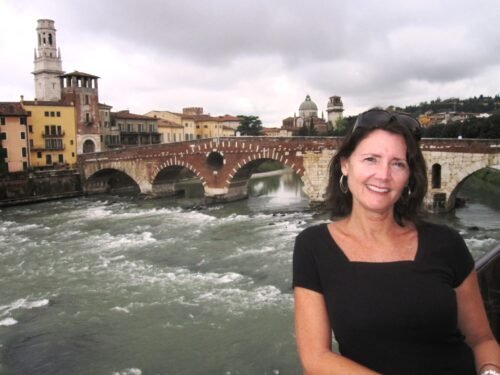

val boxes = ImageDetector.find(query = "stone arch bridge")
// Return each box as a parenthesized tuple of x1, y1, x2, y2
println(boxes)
(78, 136, 500, 212)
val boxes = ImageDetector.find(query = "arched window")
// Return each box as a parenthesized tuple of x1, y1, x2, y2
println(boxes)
(432, 164, 441, 189)
(83, 140, 95, 153)
(48, 33, 53, 45)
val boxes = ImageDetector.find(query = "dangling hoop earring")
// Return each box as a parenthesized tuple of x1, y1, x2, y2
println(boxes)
(339, 175, 349, 194)
(401, 185, 412, 202)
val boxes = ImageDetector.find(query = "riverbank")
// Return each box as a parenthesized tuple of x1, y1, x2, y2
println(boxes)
(0, 169, 82, 208)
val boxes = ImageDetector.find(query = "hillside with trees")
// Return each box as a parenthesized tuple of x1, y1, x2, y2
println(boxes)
(396, 95, 500, 117)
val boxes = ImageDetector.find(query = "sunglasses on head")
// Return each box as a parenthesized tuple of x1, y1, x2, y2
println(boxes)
(352, 109, 422, 141)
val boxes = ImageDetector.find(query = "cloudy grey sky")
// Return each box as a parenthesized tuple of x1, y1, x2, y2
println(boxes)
(1, 0, 499, 126)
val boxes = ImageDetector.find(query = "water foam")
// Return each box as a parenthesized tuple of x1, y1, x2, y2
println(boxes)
(466, 237, 498, 250)
(0, 317, 18, 326)
(0, 298, 49, 317)
(111, 306, 130, 314)
(112, 368, 142, 375)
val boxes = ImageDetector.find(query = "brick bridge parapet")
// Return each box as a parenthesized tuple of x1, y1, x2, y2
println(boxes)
(79, 137, 500, 210)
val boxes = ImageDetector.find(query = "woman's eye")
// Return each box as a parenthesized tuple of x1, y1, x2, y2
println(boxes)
(393, 161, 407, 169)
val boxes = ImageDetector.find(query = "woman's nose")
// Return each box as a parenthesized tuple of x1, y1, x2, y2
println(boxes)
(375, 164, 391, 180)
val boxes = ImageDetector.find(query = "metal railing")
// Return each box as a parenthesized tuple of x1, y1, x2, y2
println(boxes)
(42, 131, 65, 137)
(476, 244, 500, 341)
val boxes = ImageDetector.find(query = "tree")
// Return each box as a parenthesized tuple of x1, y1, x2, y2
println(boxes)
(237, 115, 263, 136)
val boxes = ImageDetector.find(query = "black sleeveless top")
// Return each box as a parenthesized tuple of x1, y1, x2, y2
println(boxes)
(293, 221, 475, 375)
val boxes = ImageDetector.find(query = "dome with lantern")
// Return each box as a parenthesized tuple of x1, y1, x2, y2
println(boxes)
(298, 94, 318, 118)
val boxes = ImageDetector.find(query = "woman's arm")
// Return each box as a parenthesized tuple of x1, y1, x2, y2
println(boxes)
(294, 287, 380, 374)
(456, 270, 500, 374)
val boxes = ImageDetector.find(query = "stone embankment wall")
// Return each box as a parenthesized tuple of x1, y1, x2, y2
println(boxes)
(0, 170, 82, 207)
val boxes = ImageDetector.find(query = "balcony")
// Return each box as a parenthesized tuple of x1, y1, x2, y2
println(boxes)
(42, 131, 65, 138)
(31, 145, 66, 151)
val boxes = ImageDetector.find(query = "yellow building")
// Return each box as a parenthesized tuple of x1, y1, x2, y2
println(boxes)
(0, 102, 30, 173)
(157, 119, 185, 143)
(144, 107, 237, 141)
(22, 100, 77, 168)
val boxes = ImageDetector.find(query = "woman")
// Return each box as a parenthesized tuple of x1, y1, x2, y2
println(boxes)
(293, 109, 500, 374)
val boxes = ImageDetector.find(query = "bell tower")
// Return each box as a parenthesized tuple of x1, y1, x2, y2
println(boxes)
(326, 96, 344, 127)
(33, 19, 64, 101)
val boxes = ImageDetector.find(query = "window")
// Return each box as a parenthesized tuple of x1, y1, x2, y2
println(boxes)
(37, 152, 42, 159)
(44, 111, 49, 117)
(432, 164, 442, 189)
(27, 111, 32, 116)
(30, 140, 34, 148)
(29, 125, 33, 133)
(1, 148, 7, 158)
(204, 125, 208, 128)
(45, 139, 63, 150)
(0, 132, 6, 140)
(72, 152, 75, 157)
(50, 111, 55, 117)
(70, 140, 74, 145)
(56, 112, 61, 117)
(45, 125, 50, 135)
(86, 113, 90, 123)
(23, 162, 28, 171)
(58, 154, 64, 163)
(21, 132, 26, 140)
(85, 95, 89, 105)
(22, 147, 27, 157)
(0, 117, 4, 125)
(51, 125, 57, 135)
(46, 154, 52, 164)
(57, 126, 62, 135)
(20, 117, 27, 125)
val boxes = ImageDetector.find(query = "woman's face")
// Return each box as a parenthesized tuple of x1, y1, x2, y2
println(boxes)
(341, 129, 410, 216)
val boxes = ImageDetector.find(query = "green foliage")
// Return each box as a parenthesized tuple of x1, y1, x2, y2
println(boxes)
(422, 115, 500, 139)
(401, 95, 500, 117)
(255, 160, 283, 172)
(296, 119, 319, 136)
(473, 168, 500, 185)
(326, 116, 355, 136)
(237, 115, 263, 136)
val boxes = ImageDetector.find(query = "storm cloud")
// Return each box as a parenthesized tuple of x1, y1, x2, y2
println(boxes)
(1, 0, 499, 125)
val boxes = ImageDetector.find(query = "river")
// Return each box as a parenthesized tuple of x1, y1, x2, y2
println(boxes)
(0, 170, 499, 375)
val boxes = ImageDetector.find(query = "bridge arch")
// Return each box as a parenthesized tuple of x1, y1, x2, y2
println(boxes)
(222, 153, 304, 202)
(151, 159, 206, 197)
(85, 168, 140, 195)
(446, 166, 499, 211)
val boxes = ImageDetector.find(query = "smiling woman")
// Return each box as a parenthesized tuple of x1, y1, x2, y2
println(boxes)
(293, 109, 500, 374)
